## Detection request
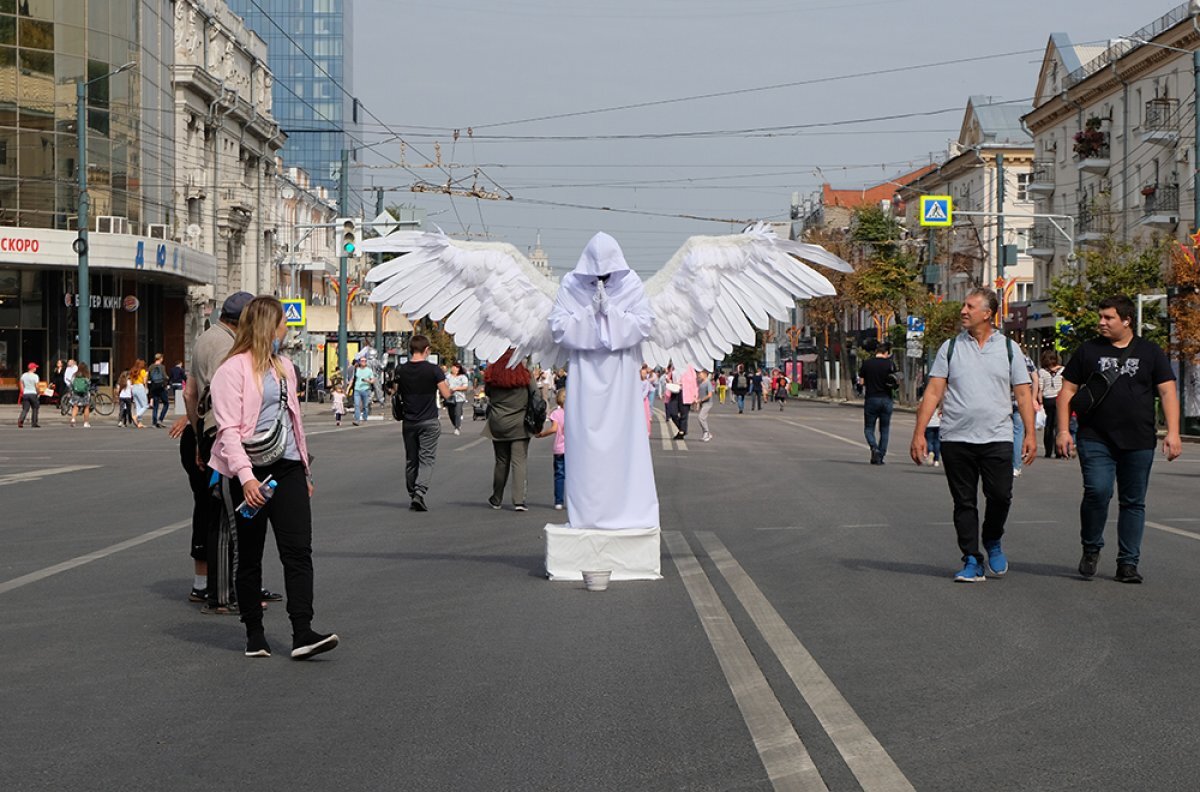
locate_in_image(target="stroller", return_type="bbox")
[472,392,489,420]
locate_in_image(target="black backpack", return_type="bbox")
[524,386,547,435]
[149,365,166,386]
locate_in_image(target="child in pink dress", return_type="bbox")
[331,383,346,426]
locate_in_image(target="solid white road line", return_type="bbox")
[697,532,916,792]
[777,419,869,450]
[0,465,101,487]
[1146,520,1200,542]
[0,519,190,595]
[655,411,673,451]
[663,531,828,792]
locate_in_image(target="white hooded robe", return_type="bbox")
[549,233,660,531]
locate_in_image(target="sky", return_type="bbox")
[350,0,1171,274]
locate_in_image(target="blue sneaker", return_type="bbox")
[954,557,986,583]
[985,541,1008,577]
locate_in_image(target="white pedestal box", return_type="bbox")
[544,524,662,581]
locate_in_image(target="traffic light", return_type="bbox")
[337,217,361,258]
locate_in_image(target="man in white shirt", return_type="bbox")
[63,359,78,388]
[18,362,41,428]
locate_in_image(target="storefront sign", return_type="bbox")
[65,293,124,309]
[123,295,140,312]
[0,227,216,285]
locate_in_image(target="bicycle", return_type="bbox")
[60,381,115,417]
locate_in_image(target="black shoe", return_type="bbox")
[411,494,427,511]
[488,496,502,510]
[291,630,339,660]
[869,450,880,465]
[1078,550,1100,578]
[245,632,271,658]
[260,588,283,602]
[188,587,207,603]
[1114,564,1143,584]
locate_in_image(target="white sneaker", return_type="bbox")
[554,504,564,510]
[1013,467,1022,477]
[702,433,712,442]
[454,428,460,435]
[83,422,91,428]
[933,460,940,467]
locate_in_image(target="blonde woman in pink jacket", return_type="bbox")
[209,296,338,661]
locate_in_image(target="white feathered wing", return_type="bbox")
[641,223,852,369]
[363,229,561,365]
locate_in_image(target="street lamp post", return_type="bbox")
[74,61,135,366]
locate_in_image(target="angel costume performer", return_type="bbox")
[549,233,659,532]
[361,223,851,581]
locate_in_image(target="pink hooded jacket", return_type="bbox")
[680,365,699,405]
[208,352,310,486]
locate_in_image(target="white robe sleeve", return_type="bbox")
[550,279,654,353]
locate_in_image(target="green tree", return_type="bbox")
[411,316,458,364]
[844,205,923,336]
[916,297,963,354]
[1047,236,1169,355]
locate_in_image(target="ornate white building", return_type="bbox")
[529,232,552,276]
[173,0,283,344]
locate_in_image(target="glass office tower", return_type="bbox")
[227,0,360,203]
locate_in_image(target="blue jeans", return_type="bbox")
[553,454,565,506]
[1012,409,1024,471]
[1076,437,1155,565]
[863,396,893,457]
[735,393,746,412]
[354,389,370,421]
[924,426,941,461]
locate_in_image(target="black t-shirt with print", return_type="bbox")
[394,361,446,423]
[1062,337,1174,449]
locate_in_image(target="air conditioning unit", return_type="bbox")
[96,216,128,234]
[147,224,168,239]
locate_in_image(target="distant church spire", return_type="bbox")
[530,231,550,275]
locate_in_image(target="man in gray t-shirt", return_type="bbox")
[696,369,715,442]
[911,288,1036,583]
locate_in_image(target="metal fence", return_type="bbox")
[1065,3,1194,89]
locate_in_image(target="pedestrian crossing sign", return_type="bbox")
[919,196,953,227]
[282,299,306,327]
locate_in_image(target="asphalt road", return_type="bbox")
[2,398,1199,791]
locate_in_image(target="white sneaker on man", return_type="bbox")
[702,433,712,442]
[454,428,460,435]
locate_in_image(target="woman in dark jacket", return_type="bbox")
[485,350,532,511]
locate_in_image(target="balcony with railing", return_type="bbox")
[1028,159,1056,196]
[1141,183,1180,229]
[1142,98,1181,146]
[1077,202,1110,244]
[1026,221,1058,259]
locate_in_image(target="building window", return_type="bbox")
[1016,173,1031,202]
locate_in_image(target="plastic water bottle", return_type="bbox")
[236,477,277,519]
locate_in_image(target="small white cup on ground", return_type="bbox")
[582,570,612,592]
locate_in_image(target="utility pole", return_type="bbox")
[996,152,1006,281]
[338,148,349,377]
[374,187,385,354]
[75,80,90,366]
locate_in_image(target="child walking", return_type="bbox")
[925,406,942,467]
[331,382,346,426]
[117,371,133,427]
[537,389,566,510]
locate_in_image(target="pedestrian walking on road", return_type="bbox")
[859,340,897,465]
[209,295,338,660]
[1038,351,1066,458]
[1056,295,1182,584]
[717,371,728,405]
[1011,345,1038,477]
[537,388,567,509]
[148,353,170,427]
[910,288,1035,583]
[394,334,452,511]
[17,362,40,428]
[68,362,93,428]
[674,364,697,440]
[117,371,133,427]
[446,362,470,435]
[129,359,149,428]
[168,290,254,613]
[351,357,374,425]
[485,349,534,511]
[331,383,346,426]
[925,406,942,467]
[696,368,714,442]
[730,363,749,413]
[771,369,789,411]
[749,368,764,411]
